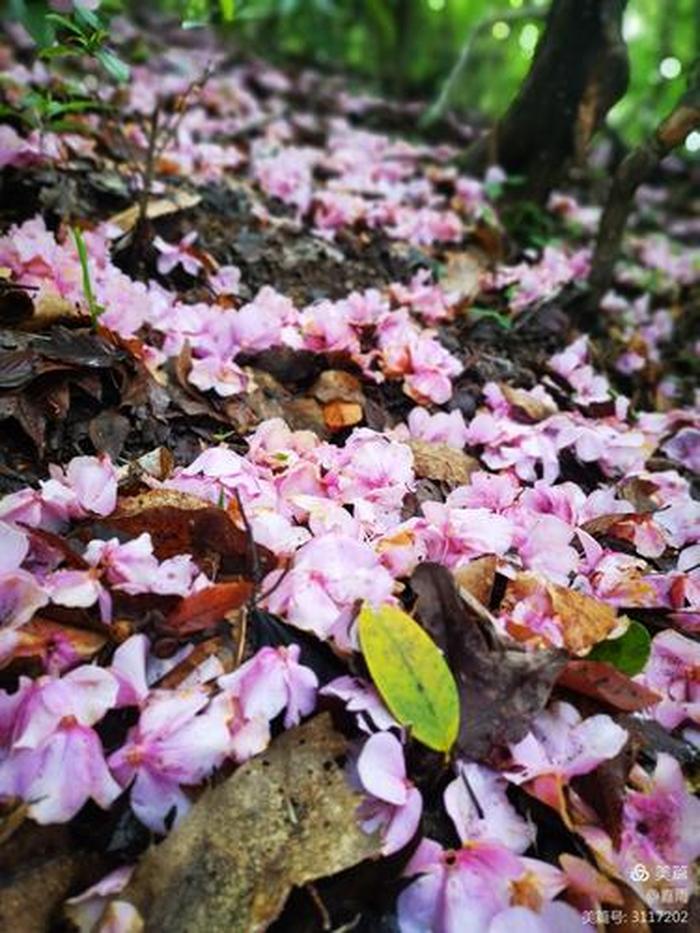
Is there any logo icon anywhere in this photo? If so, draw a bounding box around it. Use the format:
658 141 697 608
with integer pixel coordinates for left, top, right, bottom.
630 863 651 882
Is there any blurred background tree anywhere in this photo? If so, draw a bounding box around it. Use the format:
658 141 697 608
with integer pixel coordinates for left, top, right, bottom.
201 0 699 154
3 0 699 155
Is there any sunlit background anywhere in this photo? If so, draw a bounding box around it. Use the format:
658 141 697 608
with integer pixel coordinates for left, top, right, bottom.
159 0 696 153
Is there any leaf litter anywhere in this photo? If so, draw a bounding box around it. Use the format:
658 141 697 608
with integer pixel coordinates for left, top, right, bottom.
0 19 698 933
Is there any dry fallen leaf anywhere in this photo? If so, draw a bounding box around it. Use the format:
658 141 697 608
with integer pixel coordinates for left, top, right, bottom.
163 581 252 635
412 563 566 761
557 660 660 712
453 555 498 608
1 618 107 670
502 573 618 654
108 191 201 232
323 400 363 431
407 439 479 486
311 370 364 404
115 714 380 933
499 384 557 422
441 249 487 304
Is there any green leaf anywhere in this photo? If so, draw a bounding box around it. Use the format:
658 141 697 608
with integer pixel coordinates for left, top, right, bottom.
588 619 651 677
95 48 130 84
468 307 512 330
358 603 459 753
219 0 236 22
72 227 103 329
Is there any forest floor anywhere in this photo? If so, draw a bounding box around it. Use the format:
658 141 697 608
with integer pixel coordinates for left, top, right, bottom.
0 21 699 933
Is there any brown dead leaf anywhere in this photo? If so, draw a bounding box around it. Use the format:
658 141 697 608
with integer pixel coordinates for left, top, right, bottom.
108 191 201 232
557 660 660 712
582 513 665 555
2 618 106 670
106 488 276 578
156 636 237 689
124 446 175 482
18 290 82 331
500 384 557 423
281 397 328 436
311 370 364 404
617 477 659 513
502 573 618 654
441 249 486 304
117 714 380 933
0 799 28 847
408 439 478 486
412 563 566 760
323 401 363 431
163 581 252 635
453 556 497 607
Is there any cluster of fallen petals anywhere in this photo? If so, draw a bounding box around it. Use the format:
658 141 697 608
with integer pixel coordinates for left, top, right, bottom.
0 31 699 933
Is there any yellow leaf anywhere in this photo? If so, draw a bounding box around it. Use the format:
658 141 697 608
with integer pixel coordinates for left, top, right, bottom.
358 603 459 753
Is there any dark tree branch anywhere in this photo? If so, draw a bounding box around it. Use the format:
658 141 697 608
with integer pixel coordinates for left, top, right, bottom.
587 64 700 306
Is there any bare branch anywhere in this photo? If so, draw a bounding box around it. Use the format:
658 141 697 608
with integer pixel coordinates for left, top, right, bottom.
587 64 700 306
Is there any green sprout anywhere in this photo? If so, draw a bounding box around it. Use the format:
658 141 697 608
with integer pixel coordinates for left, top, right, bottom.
72 227 104 329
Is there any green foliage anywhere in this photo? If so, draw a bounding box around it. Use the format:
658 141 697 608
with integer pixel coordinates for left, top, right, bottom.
4 1 130 82
467 307 512 330
588 619 652 677
358 602 460 753
72 227 104 329
0 87 106 132
227 0 698 151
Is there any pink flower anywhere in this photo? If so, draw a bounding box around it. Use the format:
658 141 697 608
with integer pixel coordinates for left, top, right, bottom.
254 146 316 212
218 645 318 728
402 334 463 405
300 299 360 355
232 286 300 352
444 762 534 853
51 454 118 518
0 719 120 824
397 838 524 933
663 428 700 472
390 270 454 324
249 510 311 557
44 569 106 618
84 534 198 597
420 503 513 568
154 231 203 277
188 355 249 397
265 534 394 646
357 731 422 855
0 666 119 823
2 666 118 750
622 753 700 869
514 514 578 584
324 430 414 511
406 407 468 449
320 675 398 733
110 634 150 707
635 630 700 729
448 472 520 512
108 687 230 831
0 521 48 629
246 417 318 469
65 866 134 933
337 288 388 327
505 702 628 787
209 264 241 296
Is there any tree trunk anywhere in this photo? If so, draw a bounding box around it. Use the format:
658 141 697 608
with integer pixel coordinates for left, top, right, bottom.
464 0 629 202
